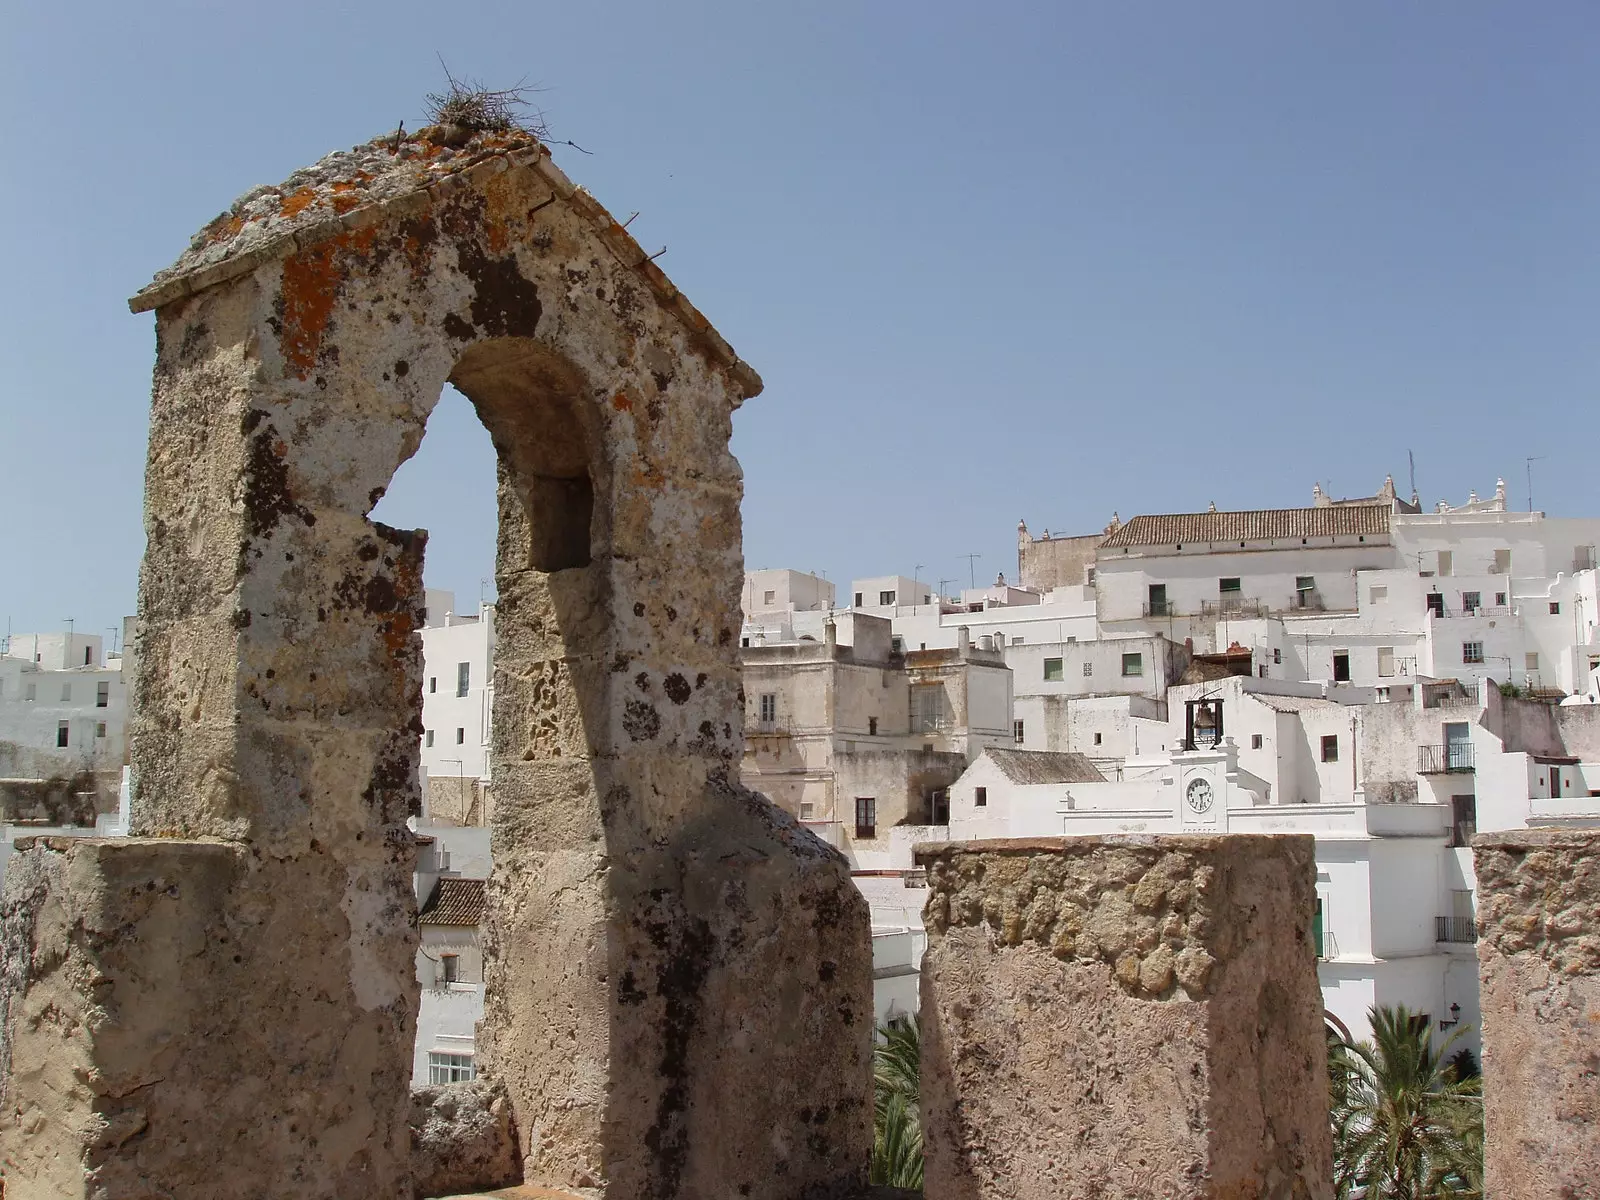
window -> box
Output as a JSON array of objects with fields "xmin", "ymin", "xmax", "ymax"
[
  {"xmin": 96, "ymin": 681, "xmax": 109, "ymax": 708},
  {"xmin": 1377, "ymin": 647, "xmax": 1395, "ymax": 678},
  {"xmin": 1320, "ymin": 735, "xmax": 1338, "ymax": 763},
  {"xmin": 1013, "ymin": 719, "xmax": 1025, "ymax": 744},
  {"xmin": 1093, "ymin": 732, "xmax": 1103, "ymax": 746},
  {"xmin": 799, "ymin": 802, "xmax": 815, "ymax": 820},
  {"xmin": 1369, "ymin": 585, "xmax": 1388, "ymax": 604},
  {"xmin": 1333, "ymin": 652, "xmax": 1350, "ymax": 683},
  {"xmin": 1494, "ymin": 592, "xmax": 1506, "ymax": 606},
  {"xmin": 1493, "ymin": 548, "xmax": 1511, "ymax": 574},
  {"xmin": 95, "ymin": 722, "xmax": 106, "ymax": 738},
  {"xmin": 1259, "ymin": 664, "xmax": 1268, "ymax": 678},
  {"xmin": 854, "ymin": 797, "xmax": 877, "ymax": 839},
  {"xmin": 427, "ymin": 1052, "xmax": 476, "ymax": 1085},
  {"xmin": 879, "ymin": 590, "xmax": 896, "ymax": 605},
  {"xmin": 1147, "ymin": 583, "xmax": 1168, "ymax": 616},
  {"xmin": 1043, "ymin": 657, "xmax": 1064, "ymax": 682},
  {"xmin": 1550, "ymin": 602, "xmax": 1561, "ymax": 615},
  {"xmin": 60, "ymin": 684, "xmax": 71, "ymax": 702},
  {"xmin": 929, "ymin": 789, "xmax": 949, "ymax": 824},
  {"xmin": 441, "ymin": 954, "xmax": 459, "ymax": 984},
  {"xmin": 1526, "ymin": 652, "xmax": 1540, "ymax": 672},
  {"xmin": 890, "ymin": 636, "xmax": 905, "ymax": 654},
  {"xmin": 1121, "ymin": 652, "xmax": 1143, "ymax": 677},
  {"xmin": 974, "ymin": 786, "xmax": 987, "ymax": 808},
  {"xmin": 868, "ymin": 716, "xmax": 878, "ymax": 736},
  {"xmin": 456, "ymin": 662, "xmax": 470, "ymax": 697},
  {"xmin": 25, "ymin": 683, "xmax": 36, "ymax": 702},
  {"xmin": 429, "ymin": 677, "xmax": 437, "ymax": 694},
  {"xmin": 1219, "ymin": 577, "xmax": 1241, "ymax": 595},
  {"xmin": 456, "ymin": 727, "xmax": 465, "ymax": 745},
  {"xmin": 1251, "ymin": 734, "xmax": 1263, "ymax": 750},
  {"xmin": 853, "ymin": 592, "xmax": 863, "ymax": 607},
  {"xmin": 1462, "ymin": 642, "xmax": 1484, "ymax": 665},
  {"xmin": 763, "ymin": 589, "xmax": 776, "ymax": 606},
  {"xmin": 1082, "ymin": 661, "xmax": 1093, "ymax": 677},
  {"xmin": 911, "ymin": 685, "xmax": 944, "ymax": 733},
  {"xmin": 1012, "ymin": 637, "xmax": 1023, "ymax": 645},
  {"xmin": 425, "ymin": 730, "xmax": 434, "ymax": 748},
  {"xmin": 1426, "ymin": 593, "xmax": 1444, "ymax": 617},
  {"xmin": 1449, "ymin": 795, "xmax": 1477, "ymax": 848},
  {"xmin": 57, "ymin": 721, "xmax": 69, "ymax": 748},
  {"xmin": 1273, "ymin": 648, "xmax": 1282, "ymax": 665},
  {"xmin": 1296, "ymin": 575, "xmax": 1315, "ymax": 592},
  {"xmin": 757, "ymin": 694, "xmax": 777, "ymax": 725},
  {"xmin": 1461, "ymin": 591, "xmax": 1481, "ymax": 614}
]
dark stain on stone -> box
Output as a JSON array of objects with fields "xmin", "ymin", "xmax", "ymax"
[
  {"xmin": 394, "ymin": 359, "xmax": 410, "ymax": 377},
  {"xmin": 611, "ymin": 653, "xmax": 631, "ymax": 674},
  {"xmin": 617, "ymin": 970, "xmax": 646, "ymax": 1006},
  {"xmin": 357, "ymin": 543, "xmax": 380, "ymax": 562},
  {"xmin": 694, "ymin": 673, "xmax": 707, "ymax": 690},
  {"xmin": 635, "ymin": 672, "xmax": 652, "ymax": 693},
  {"xmin": 242, "ymin": 420, "xmax": 314, "ymax": 539},
  {"xmin": 662, "ymin": 673, "xmax": 692, "ymax": 706},
  {"xmin": 361, "ymin": 737, "xmax": 418, "ymax": 824},
  {"xmin": 230, "ymin": 609, "xmax": 252, "ymax": 629},
  {"xmin": 665, "ymin": 606, "xmax": 677, "ymax": 623},
  {"xmin": 817, "ymin": 961, "xmax": 836, "ymax": 983},
  {"xmin": 640, "ymin": 896, "xmax": 715, "ymax": 1200},
  {"xmin": 634, "ymin": 602, "xmax": 646, "ymax": 617},
  {"xmin": 623, "ymin": 700, "xmax": 661, "ymax": 742},
  {"xmin": 442, "ymin": 312, "xmax": 475, "ymax": 342},
  {"xmin": 718, "ymin": 627, "xmax": 733, "ymax": 646}
]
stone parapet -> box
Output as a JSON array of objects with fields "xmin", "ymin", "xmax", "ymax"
[
  {"xmin": 915, "ymin": 835, "xmax": 1333, "ymax": 1200},
  {"xmin": 1473, "ymin": 828, "xmax": 1600, "ymax": 1199}
]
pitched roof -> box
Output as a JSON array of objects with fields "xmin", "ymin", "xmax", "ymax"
[
  {"xmin": 1101, "ymin": 504, "xmax": 1390, "ymax": 549},
  {"xmin": 1250, "ymin": 693, "xmax": 1341, "ymax": 713},
  {"xmin": 985, "ymin": 748, "xmax": 1107, "ymax": 785},
  {"xmin": 419, "ymin": 877, "xmax": 487, "ymax": 927}
]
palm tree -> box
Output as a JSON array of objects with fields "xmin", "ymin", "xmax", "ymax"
[
  {"xmin": 1329, "ymin": 1005, "xmax": 1483, "ymax": 1198},
  {"xmin": 871, "ymin": 1017, "xmax": 923, "ymax": 1189}
]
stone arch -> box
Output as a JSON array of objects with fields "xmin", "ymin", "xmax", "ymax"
[{"xmin": 0, "ymin": 132, "xmax": 870, "ymax": 1200}]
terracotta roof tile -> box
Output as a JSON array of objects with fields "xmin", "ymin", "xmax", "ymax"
[
  {"xmin": 419, "ymin": 877, "xmax": 486, "ymax": 927},
  {"xmin": 1102, "ymin": 504, "xmax": 1390, "ymax": 549}
]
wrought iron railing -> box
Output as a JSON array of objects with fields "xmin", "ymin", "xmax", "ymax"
[
  {"xmin": 1201, "ymin": 598, "xmax": 1267, "ymax": 619},
  {"xmin": 1418, "ymin": 743, "xmax": 1474, "ymax": 773},
  {"xmin": 1436, "ymin": 916, "xmax": 1477, "ymax": 944}
]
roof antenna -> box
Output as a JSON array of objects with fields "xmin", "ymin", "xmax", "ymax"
[{"xmin": 1407, "ymin": 450, "xmax": 1419, "ymax": 506}]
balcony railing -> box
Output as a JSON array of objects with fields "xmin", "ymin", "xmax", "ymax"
[
  {"xmin": 749, "ymin": 716, "xmax": 793, "ymax": 736},
  {"xmin": 1418, "ymin": 743, "xmax": 1474, "ymax": 773},
  {"xmin": 1143, "ymin": 600, "xmax": 1173, "ymax": 617},
  {"xmin": 1201, "ymin": 598, "xmax": 1267, "ymax": 619},
  {"xmin": 1290, "ymin": 590, "xmax": 1325, "ymax": 612},
  {"xmin": 1436, "ymin": 915, "xmax": 1477, "ymax": 944}
]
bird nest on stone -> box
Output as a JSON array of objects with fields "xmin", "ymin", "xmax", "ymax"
[{"xmin": 424, "ymin": 69, "xmax": 549, "ymax": 138}]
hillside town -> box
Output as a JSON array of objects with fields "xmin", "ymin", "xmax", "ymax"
[{"xmin": 8, "ymin": 473, "xmax": 1596, "ymax": 1087}]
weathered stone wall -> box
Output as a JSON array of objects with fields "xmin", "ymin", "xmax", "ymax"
[
  {"xmin": 2, "ymin": 128, "xmax": 871, "ymax": 1199},
  {"xmin": 916, "ymin": 835, "xmax": 1333, "ymax": 1200},
  {"xmin": 409, "ymin": 1078, "xmax": 521, "ymax": 1198},
  {"xmin": 1473, "ymin": 829, "xmax": 1600, "ymax": 1199}
]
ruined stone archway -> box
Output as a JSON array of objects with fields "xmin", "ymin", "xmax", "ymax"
[{"xmin": 0, "ymin": 129, "xmax": 870, "ymax": 1199}]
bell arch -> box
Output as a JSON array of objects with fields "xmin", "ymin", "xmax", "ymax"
[{"xmin": 0, "ymin": 131, "xmax": 870, "ymax": 1200}]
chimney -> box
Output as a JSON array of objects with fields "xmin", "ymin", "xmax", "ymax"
[
  {"xmin": 957, "ymin": 626, "xmax": 971, "ymax": 655},
  {"xmin": 824, "ymin": 618, "xmax": 837, "ymax": 650}
]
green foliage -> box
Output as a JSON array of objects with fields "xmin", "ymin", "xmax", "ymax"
[
  {"xmin": 871, "ymin": 1018, "xmax": 924, "ymax": 1189},
  {"xmin": 1329, "ymin": 1005, "xmax": 1484, "ymax": 1199}
]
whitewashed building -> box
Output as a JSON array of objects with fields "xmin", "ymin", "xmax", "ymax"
[{"xmin": 417, "ymin": 590, "xmax": 494, "ymax": 826}]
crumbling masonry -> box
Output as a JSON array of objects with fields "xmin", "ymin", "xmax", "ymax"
[{"xmin": 0, "ymin": 127, "xmax": 871, "ymax": 1198}]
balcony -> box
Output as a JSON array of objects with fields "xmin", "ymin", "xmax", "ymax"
[
  {"xmin": 748, "ymin": 716, "xmax": 793, "ymax": 737},
  {"xmin": 1418, "ymin": 743, "xmax": 1474, "ymax": 774},
  {"xmin": 1143, "ymin": 600, "xmax": 1173, "ymax": 618},
  {"xmin": 1201, "ymin": 598, "xmax": 1267, "ymax": 619},
  {"xmin": 1290, "ymin": 590, "xmax": 1325, "ymax": 612},
  {"xmin": 1436, "ymin": 915, "xmax": 1477, "ymax": 944}
]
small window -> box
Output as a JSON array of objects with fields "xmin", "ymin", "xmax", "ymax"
[
  {"xmin": 84, "ymin": 647, "xmax": 93, "ymax": 666},
  {"xmin": 868, "ymin": 716, "xmax": 878, "ymax": 736},
  {"xmin": 1043, "ymin": 658, "xmax": 1064, "ymax": 682},
  {"xmin": 1219, "ymin": 577, "xmax": 1242, "ymax": 594},
  {"xmin": 1012, "ymin": 637, "xmax": 1024, "ymax": 645},
  {"xmin": 1461, "ymin": 591, "xmax": 1481, "ymax": 614},
  {"xmin": 1259, "ymin": 664, "xmax": 1268, "ymax": 677},
  {"xmin": 1462, "ymin": 642, "xmax": 1484, "ymax": 665},
  {"xmin": 759, "ymin": 693, "xmax": 777, "ymax": 723},
  {"xmin": 1378, "ymin": 647, "xmax": 1395, "ymax": 678},
  {"xmin": 763, "ymin": 589, "xmax": 776, "ymax": 606},
  {"xmin": 429, "ymin": 677, "xmax": 437, "ymax": 694},
  {"xmin": 890, "ymin": 636, "xmax": 905, "ymax": 654},
  {"xmin": 853, "ymin": 592, "xmax": 863, "ymax": 607},
  {"xmin": 425, "ymin": 730, "xmax": 434, "ymax": 747},
  {"xmin": 60, "ymin": 684, "xmax": 71, "ymax": 702},
  {"xmin": 456, "ymin": 662, "xmax": 470, "ymax": 697},
  {"xmin": 879, "ymin": 590, "xmax": 896, "ymax": 605},
  {"xmin": 1273, "ymin": 648, "xmax": 1282, "ymax": 665},
  {"xmin": 427, "ymin": 1052, "xmax": 476, "ymax": 1085},
  {"xmin": 854, "ymin": 797, "xmax": 877, "ymax": 839},
  {"xmin": 1494, "ymin": 592, "xmax": 1506, "ymax": 606},
  {"xmin": 1321, "ymin": 735, "xmax": 1339, "ymax": 763},
  {"xmin": 1013, "ymin": 719, "xmax": 1025, "ymax": 744},
  {"xmin": 1426, "ymin": 593, "xmax": 1445, "ymax": 616},
  {"xmin": 441, "ymin": 954, "xmax": 459, "ymax": 984},
  {"xmin": 1550, "ymin": 602, "xmax": 1561, "ymax": 615},
  {"xmin": 96, "ymin": 681, "xmax": 109, "ymax": 708},
  {"xmin": 1332, "ymin": 652, "xmax": 1350, "ymax": 682},
  {"xmin": 1525, "ymin": 652, "xmax": 1539, "ymax": 671},
  {"xmin": 799, "ymin": 802, "xmax": 815, "ymax": 819},
  {"xmin": 56, "ymin": 721, "xmax": 69, "ymax": 748},
  {"xmin": 974, "ymin": 786, "xmax": 987, "ymax": 808},
  {"xmin": 1369, "ymin": 585, "xmax": 1388, "ymax": 604},
  {"xmin": 1121, "ymin": 652, "xmax": 1143, "ymax": 677},
  {"xmin": 95, "ymin": 722, "xmax": 106, "ymax": 739},
  {"xmin": 1093, "ymin": 732, "xmax": 1103, "ymax": 746},
  {"xmin": 1251, "ymin": 734, "xmax": 1263, "ymax": 749},
  {"xmin": 1295, "ymin": 576, "xmax": 1315, "ymax": 592},
  {"xmin": 456, "ymin": 727, "xmax": 465, "ymax": 744}
]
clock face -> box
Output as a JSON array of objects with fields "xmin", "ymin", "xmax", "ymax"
[{"xmin": 1186, "ymin": 777, "xmax": 1215, "ymax": 815}]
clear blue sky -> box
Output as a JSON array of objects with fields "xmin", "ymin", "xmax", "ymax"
[{"xmin": 4, "ymin": 3, "xmax": 1597, "ymax": 638}]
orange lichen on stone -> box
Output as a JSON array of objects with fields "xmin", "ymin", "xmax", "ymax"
[
  {"xmin": 278, "ymin": 188, "xmax": 320, "ymax": 220},
  {"xmin": 611, "ymin": 392, "xmax": 633, "ymax": 412},
  {"xmin": 277, "ymin": 227, "xmax": 377, "ymax": 378}
]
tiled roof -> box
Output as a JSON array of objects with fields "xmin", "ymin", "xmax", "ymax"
[
  {"xmin": 986, "ymin": 748, "xmax": 1107, "ymax": 785},
  {"xmin": 1250, "ymin": 693, "xmax": 1341, "ymax": 713},
  {"xmin": 1101, "ymin": 504, "xmax": 1390, "ymax": 549},
  {"xmin": 419, "ymin": 877, "xmax": 487, "ymax": 927}
]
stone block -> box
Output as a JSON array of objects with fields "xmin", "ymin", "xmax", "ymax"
[
  {"xmin": 916, "ymin": 835, "xmax": 1333, "ymax": 1200},
  {"xmin": 410, "ymin": 1078, "xmax": 522, "ymax": 1198},
  {"xmin": 1473, "ymin": 828, "xmax": 1600, "ymax": 1199}
]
